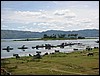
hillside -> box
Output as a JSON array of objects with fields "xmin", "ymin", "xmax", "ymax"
[
  {"xmin": 1, "ymin": 30, "xmax": 41, "ymax": 39},
  {"xmin": 1, "ymin": 29, "xmax": 99, "ymax": 39}
]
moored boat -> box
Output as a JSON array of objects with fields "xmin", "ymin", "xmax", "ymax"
[
  {"xmin": 2, "ymin": 48, "xmax": 13, "ymax": 50},
  {"xmin": 95, "ymin": 40, "xmax": 99, "ymax": 43},
  {"xmin": 2, "ymin": 46, "xmax": 13, "ymax": 52},
  {"xmin": 18, "ymin": 45, "xmax": 28, "ymax": 49}
]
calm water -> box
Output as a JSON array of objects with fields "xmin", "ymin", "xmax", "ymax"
[{"xmin": 1, "ymin": 38, "xmax": 99, "ymax": 58}]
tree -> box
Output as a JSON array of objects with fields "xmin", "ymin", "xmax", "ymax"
[
  {"xmin": 52, "ymin": 34, "xmax": 56, "ymax": 38},
  {"xmin": 58, "ymin": 34, "xmax": 66, "ymax": 38},
  {"xmin": 74, "ymin": 34, "xmax": 78, "ymax": 39},
  {"xmin": 43, "ymin": 34, "xmax": 48, "ymax": 38},
  {"xmin": 68, "ymin": 34, "xmax": 78, "ymax": 39}
]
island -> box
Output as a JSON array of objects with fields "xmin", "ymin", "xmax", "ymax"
[{"xmin": 13, "ymin": 34, "xmax": 87, "ymax": 41}]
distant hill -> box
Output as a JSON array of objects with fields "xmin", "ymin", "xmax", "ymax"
[{"xmin": 1, "ymin": 29, "xmax": 99, "ymax": 39}]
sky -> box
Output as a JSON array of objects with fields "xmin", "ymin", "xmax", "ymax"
[{"xmin": 1, "ymin": 1, "xmax": 99, "ymax": 32}]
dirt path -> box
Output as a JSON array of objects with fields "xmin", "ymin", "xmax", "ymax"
[{"xmin": 30, "ymin": 67, "xmax": 88, "ymax": 75}]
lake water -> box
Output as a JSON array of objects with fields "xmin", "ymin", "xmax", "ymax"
[{"xmin": 1, "ymin": 38, "xmax": 99, "ymax": 58}]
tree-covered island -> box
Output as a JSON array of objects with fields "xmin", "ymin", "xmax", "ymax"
[{"xmin": 13, "ymin": 34, "xmax": 85, "ymax": 41}]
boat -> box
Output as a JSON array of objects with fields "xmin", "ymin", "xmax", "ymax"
[
  {"xmin": 2, "ymin": 48, "xmax": 13, "ymax": 50},
  {"xmin": 2, "ymin": 46, "xmax": 13, "ymax": 52},
  {"xmin": 95, "ymin": 40, "xmax": 99, "ymax": 43},
  {"xmin": 73, "ymin": 48, "xmax": 78, "ymax": 51},
  {"xmin": 2, "ymin": 46, "xmax": 13, "ymax": 50},
  {"xmin": 18, "ymin": 45, "xmax": 28, "ymax": 49},
  {"xmin": 18, "ymin": 47, "xmax": 28, "ymax": 49}
]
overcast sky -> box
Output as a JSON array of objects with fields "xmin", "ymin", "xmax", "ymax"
[{"xmin": 1, "ymin": 1, "xmax": 99, "ymax": 32}]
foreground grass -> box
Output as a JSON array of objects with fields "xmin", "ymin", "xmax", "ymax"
[{"xmin": 1, "ymin": 48, "xmax": 99, "ymax": 75}]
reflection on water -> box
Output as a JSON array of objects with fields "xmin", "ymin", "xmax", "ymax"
[{"xmin": 1, "ymin": 39, "xmax": 99, "ymax": 58}]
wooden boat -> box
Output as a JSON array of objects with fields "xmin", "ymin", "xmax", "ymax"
[
  {"xmin": 2, "ymin": 46, "xmax": 13, "ymax": 50},
  {"xmin": 2, "ymin": 48, "xmax": 13, "ymax": 50},
  {"xmin": 36, "ymin": 51, "xmax": 41, "ymax": 53},
  {"xmin": 95, "ymin": 40, "xmax": 99, "ymax": 43},
  {"xmin": 18, "ymin": 47, "xmax": 28, "ymax": 49},
  {"xmin": 18, "ymin": 45, "xmax": 28, "ymax": 49},
  {"xmin": 2, "ymin": 46, "xmax": 13, "ymax": 52},
  {"xmin": 73, "ymin": 48, "xmax": 78, "ymax": 51},
  {"xmin": 32, "ymin": 47, "xmax": 36, "ymax": 49}
]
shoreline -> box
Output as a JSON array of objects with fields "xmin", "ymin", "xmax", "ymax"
[
  {"xmin": 1, "ymin": 48, "xmax": 99, "ymax": 75},
  {"xmin": 1, "ymin": 47, "xmax": 98, "ymax": 59},
  {"xmin": 13, "ymin": 38, "xmax": 99, "ymax": 41},
  {"xmin": 1, "ymin": 50, "xmax": 74, "ymax": 59}
]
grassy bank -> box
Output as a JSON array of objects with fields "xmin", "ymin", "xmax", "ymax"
[
  {"xmin": 13, "ymin": 38, "xmax": 77, "ymax": 41},
  {"xmin": 13, "ymin": 37, "xmax": 98, "ymax": 41},
  {"xmin": 1, "ymin": 48, "xmax": 99, "ymax": 75}
]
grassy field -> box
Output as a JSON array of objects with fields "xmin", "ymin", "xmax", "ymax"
[{"xmin": 1, "ymin": 48, "xmax": 99, "ymax": 75}]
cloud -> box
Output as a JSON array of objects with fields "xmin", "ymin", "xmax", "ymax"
[
  {"xmin": 54, "ymin": 9, "xmax": 76, "ymax": 18},
  {"xmin": 2, "ymin": 9, "xmax": 77, "ymax": 24},
  {"xmin": 95, "ymin": 16, "xmax": 99, "ymax": 20},
  {"xmin": 17, "ymin": 26, "xmax": 26, "ymax": 29},
  {"xmin": 1, "ymin": 19, "xmax": 3, "ymax": 22},
  {"xmin": 52, "ymin": 1, "xmax": 59, "ymax": 4},
  {"xmin": 81, "ymin": 18, "xmax": 92, "ymax": 23},
  {"xmin": 1, "ymin": 7, "xmax": 99, "ymax": 32},
  {"xmin": 54, "ymin": 9, "xmax": 69, "ymax": 15},
  {"xmin": 2, "ymin": 25, "xmax": 8, "ymax": 28},
  {"xmin": 15, "ymin": 11, "xmax": 42, "ymax": 16}
]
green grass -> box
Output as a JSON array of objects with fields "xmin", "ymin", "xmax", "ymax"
[{"xmin": 1, "ymin": 48, "xmax": 99, "ymax": 75}]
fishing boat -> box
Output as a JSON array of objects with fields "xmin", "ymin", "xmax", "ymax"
[
  {"xmin": 2, "ymin": 46, "xmax": 13, "ymax": 52},
  {"xmin": 95, "ymin": 40, "xmax": 99, "ymax": 43},
  {"xmin": 18, "ymin": 45, "xmax": 28, "ymax": 49},
  {"xmin": 2, "ymin": 48, "xmax": 13, "ymax": 50},
  {"xmin": 73, "ymin": 48, "xmax": 78, "ymax": 51},
  {"xmin": 18, "ymin": 47, "xmax": 28, "ymax": 49}
]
